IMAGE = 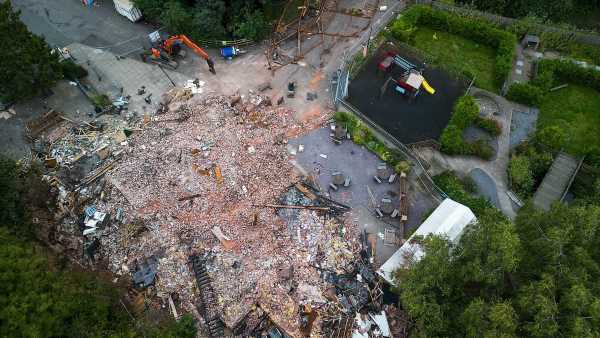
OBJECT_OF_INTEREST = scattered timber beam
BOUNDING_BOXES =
[254,204,330,211]
[295,182,317,200]
[178,193,202,201]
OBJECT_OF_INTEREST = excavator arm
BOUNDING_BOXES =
[163,35,216,75]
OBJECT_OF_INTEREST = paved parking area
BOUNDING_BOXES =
[13,0,155,53]
[289,127,437,266]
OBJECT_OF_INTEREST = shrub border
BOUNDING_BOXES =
[389,5,517,90]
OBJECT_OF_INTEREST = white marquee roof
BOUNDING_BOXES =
[377,198,476,284]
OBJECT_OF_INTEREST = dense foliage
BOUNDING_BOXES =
[508,17,600,64]
[456,0,600,28]
[507,60,600,162]
[508,141,553,199]
[133,0,271,41]
[536,59,600,92]
[0,2,62,102]
[390,5,516,88]
[0,228,135,337]
[506,82,544,106]
[0,155,197,337]
[397,199,600,337]
[439,96,498,160]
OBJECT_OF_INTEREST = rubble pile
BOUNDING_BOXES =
[33,88,407,336]
[83,92,362,336]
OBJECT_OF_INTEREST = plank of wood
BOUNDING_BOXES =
[254,204,330,211]
[295,182,317,200]
[214,166,223,185]
[178,193,201,201]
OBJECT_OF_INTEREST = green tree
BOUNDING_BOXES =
[461,299,518,338]
[0,155,198,337]
[233,9,269,40]
[398,199,600,337]
[133,0,167,21]
[509,155,534,195]
[161,1,194,35]
[0,228,135,337]
[455,209,519,290]
[191,0,228,40]
[0,1,62,102]
[398,235,455,338]
[0,156,23,228]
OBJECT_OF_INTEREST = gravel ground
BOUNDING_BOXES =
[474,95,500,118]
[510,108,539,149]
[469,168,500,208]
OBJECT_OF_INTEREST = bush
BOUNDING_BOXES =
[395,160,412,174]
[450,95,479,129]
[535,125,566,151]
[467,140,495,160]
[60,60,88,80]
[475,116,502,136]
[440,96,496,160]
[390,18,416,42]
[433,171,494,215]
[509,155,535,196]
[390,6,516,87]
[440,124,464,154]
[334,112,408,169]
[506,82,544,106]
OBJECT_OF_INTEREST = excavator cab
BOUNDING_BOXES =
[162,35,216,75]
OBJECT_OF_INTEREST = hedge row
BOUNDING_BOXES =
[390,5,516,87]
[333,112,411,173]
[505,82,544,106]
[537,59,600,92]
[439,96,498,160]
[509,19,600,65]
[507,59,600,106]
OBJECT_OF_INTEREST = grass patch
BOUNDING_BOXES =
[537,85,600,156]
[411,28,497,92]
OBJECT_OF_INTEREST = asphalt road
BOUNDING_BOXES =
[12,0,156,55]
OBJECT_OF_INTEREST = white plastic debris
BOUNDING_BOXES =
[369,311,391,337]
[319,154,327,159]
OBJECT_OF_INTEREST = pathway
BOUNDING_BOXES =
[413,88,517,219]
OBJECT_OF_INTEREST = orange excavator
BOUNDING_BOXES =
[145,35,216,75]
